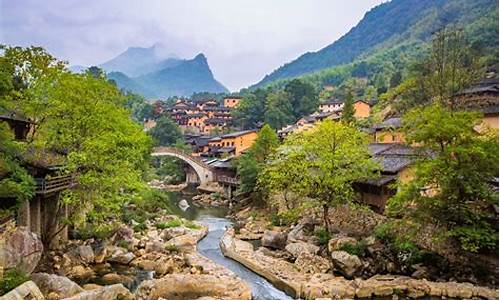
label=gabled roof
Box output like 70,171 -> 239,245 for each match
220,129 -> 257,138
372,117 -> 402,130
321,99 -> 343,105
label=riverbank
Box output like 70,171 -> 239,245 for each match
220,229 -> 499,299
1,206 -> 252,299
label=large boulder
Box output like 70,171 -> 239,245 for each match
108,252 -> 135,265
327,236 -> 357,253
75,246 -> 94,264
68,265 -> 95,282
164,235 -> 197,252
0,226 -> 43,274
61,284 -> 134,300
285,242 -> 319,258
31,273 -> 84,299
261,230 -> 287,250
160,227 -> 186,240
0,281 -> 44,300
330,250 -> 363,278
111,226 -> 134,244
294,252 -> 331,274
286,224 -> 309,244
135,274 -> 251,300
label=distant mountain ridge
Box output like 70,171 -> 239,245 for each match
71,44 -> 228,98
253,0 -> 498,88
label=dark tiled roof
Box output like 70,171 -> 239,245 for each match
372,117 -> 402,130
481,105 -> 499,115
205,118 -> 227,125
358,175 -> 397,187
221,129 -> 257,138
321,99 -> 343,105
368,143 -> 395,155
369,143 -> 419,173
374,155 -> 415,173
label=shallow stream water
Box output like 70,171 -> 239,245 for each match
171,192 -> 294,300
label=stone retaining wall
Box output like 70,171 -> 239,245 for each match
220,229 -> 499,300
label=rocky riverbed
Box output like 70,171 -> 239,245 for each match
0,211 -> 251,300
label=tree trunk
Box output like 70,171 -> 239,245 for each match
322,204 -> 331,233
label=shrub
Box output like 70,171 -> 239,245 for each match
449,226 -> 498,253
165,244 -> 180,252
314,227 -> 331,246
164,219 -> 182,228
0,268 -> 29,296
184,221 -> 201,229
77,223 -> 118,240
339,240 -> 368,256
117,240 -> 130,249
133,222 -> 148,232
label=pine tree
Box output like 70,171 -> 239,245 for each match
342,90 -> 355,123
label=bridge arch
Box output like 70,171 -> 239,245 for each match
151,147 -> 215,185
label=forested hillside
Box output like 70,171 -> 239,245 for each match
253,0 -> 498,90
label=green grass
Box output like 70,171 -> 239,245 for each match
156,219 -> 182,229
0,268 -> 29,296
184,220 -> 201,229
338,240 -> 368,256
165,244 -> 180,252
314,227 -> 331,246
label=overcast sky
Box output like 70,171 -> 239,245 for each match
0,0 -> 384,91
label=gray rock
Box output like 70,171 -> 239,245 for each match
31,273 -> 84,299
108,252 -> 135,265
0,281 -> 44,300
0,227 -> 43,274
331,250 -> 363,278
61,284 -> 134,300
76,246 -> 94,264
261,230 -> 287,250
285,242 -> 319,258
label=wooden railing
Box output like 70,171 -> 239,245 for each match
35,174 -> 74,194
217,175 -> 240,186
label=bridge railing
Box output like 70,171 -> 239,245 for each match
152,147 -> 213,169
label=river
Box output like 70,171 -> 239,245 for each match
168,191 -> 294,300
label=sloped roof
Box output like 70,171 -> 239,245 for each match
221,129 -> 257,138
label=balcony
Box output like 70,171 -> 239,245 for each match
35,174 -> 74,195
217,175 -> 240,186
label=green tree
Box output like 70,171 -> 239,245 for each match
261,120 -> 379,231
124,92 -> 154,123
232,89 -> 268,129
342,89 -> 355,123
1,46 -> 152,244
236,125 -> 279,198
388,105 -> 499,253
284,79 -> 319,119
149,116 -> 183,146
264,91 -> 294,129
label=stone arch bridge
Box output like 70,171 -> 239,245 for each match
151,147 -> 215,185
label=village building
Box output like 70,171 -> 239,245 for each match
0,113 -> 72,247
371,117 -> 405,143
204,129 -> 258,157
353,100 -> 371,119
354,143 -> 418,213
319,99 -> 344,113
455,77 -> 499,131
223,96 -> 242,108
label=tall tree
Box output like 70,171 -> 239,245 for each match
342,89 -> 356,123
389,104 -> 499,253
261,120 -> 379,231
148,116 -> 183,146
264,91 -> 294,130
236,124 -> 279,198
284,79 -> 319,119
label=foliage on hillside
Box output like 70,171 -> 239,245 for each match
253,0 -> 498,104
